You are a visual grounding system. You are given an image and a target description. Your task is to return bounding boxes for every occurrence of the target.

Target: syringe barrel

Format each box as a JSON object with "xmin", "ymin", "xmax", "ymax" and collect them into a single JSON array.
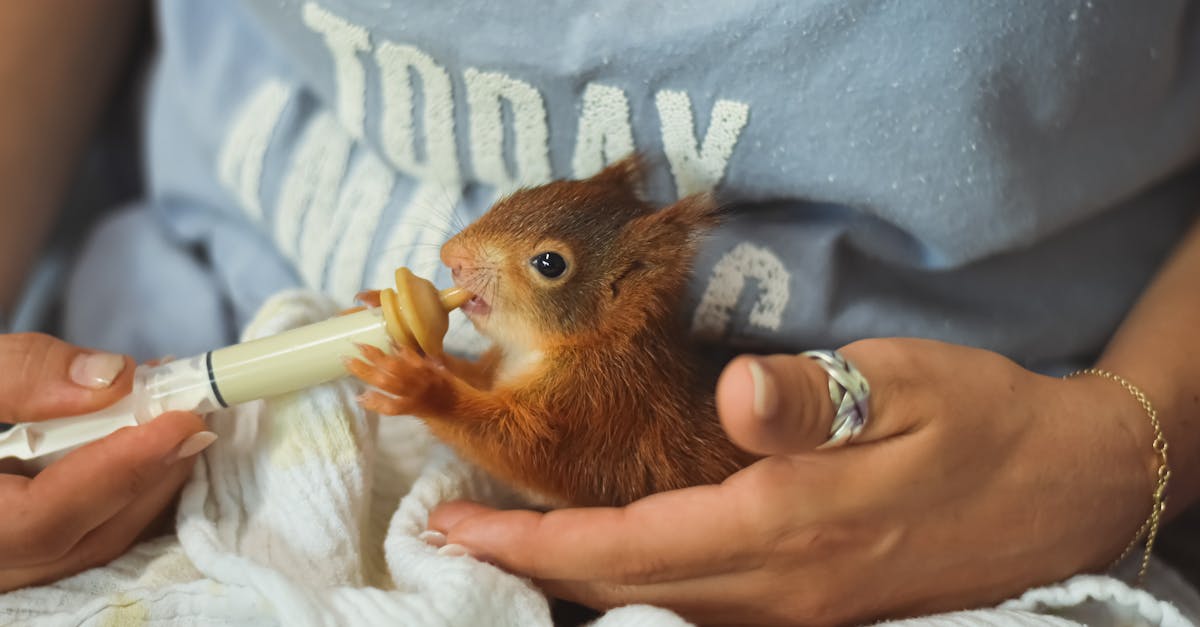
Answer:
[
  {"xmin": 132, "ymin": 308, "xmax": 391, "ymax": 419},
  {"xmin": 209, "ymin": 308, "xmax": 390, "ymax": 405},
  {"xmin": 134, "ymin": 356, "xmax": 226, "ymax": 420}
]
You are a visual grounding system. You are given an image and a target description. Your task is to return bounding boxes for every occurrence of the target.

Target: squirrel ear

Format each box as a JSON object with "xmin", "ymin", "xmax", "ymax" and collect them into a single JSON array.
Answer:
[
  {"xmin": 587, "ymin": 152, "xmax": 648, "ymax": 198},
  {"xmin": 625, "ymin": 192, "xmax": 722, "ymax": 253},
  {"xmin": 608, "ymin": 193, "xmax": 722, "ymax": 303},
  {"xmin": 650, "ymin": 192, "xmax": 723, "ymax": 233}
]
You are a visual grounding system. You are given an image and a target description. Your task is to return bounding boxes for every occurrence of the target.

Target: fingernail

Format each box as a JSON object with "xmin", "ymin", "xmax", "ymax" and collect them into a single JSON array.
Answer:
[
  {"xmin": 748, "ymin": 359, "xmax": 778, "ymax": 420},
  {"xmin": 168, "ymin": 431, "xmax": 218, "ymax": 464},
  {"xmin": 419, "ymin": 530, "xmax": 447, "ymax": 547},
  {"xmin": 69, "ymin": 353, "xmax": 127, "ymax": 389},
  {"xmin": 438, "ymin": 543, "xmax": 471, "ymax": 557}
]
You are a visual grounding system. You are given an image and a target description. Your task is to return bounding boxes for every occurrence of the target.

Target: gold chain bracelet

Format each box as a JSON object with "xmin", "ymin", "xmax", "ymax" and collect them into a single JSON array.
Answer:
[{"xmin": 1065, "ymin": 368, "xmax": 1170, "ymax": 584}]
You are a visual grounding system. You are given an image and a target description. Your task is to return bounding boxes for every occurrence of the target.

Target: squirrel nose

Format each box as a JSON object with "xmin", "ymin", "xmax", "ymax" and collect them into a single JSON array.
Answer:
[{"xmin": 441, "ymin": 247, "xmax": 471, "ymax": 282}]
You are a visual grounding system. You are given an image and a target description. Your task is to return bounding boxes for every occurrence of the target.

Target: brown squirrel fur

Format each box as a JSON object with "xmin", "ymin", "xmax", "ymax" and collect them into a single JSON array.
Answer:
[{"xmin": 348, "ymin": 156, "xmax": 756, "ymax": 507}]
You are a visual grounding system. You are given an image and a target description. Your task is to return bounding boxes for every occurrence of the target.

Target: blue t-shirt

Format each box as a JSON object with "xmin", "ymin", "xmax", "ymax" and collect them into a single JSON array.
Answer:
[{"xmin": 65, "ymin": 0, "xmax": 1200, "ymax": 373}]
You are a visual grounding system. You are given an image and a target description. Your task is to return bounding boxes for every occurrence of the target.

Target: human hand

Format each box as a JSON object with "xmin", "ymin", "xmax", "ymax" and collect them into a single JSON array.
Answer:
[
  {"xmin": 426, "ymin": 338, "xmax": 1154, "ymax": 626},
  {"xmin": 0, "ymin": 333, "xmax": 213, "ymax": 592}
]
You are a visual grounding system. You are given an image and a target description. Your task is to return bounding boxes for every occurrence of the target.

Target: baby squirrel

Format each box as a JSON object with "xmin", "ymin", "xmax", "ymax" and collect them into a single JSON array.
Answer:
[{"xmin": 348, "ymin": 156, "xmax": 757, "ymax": 507}]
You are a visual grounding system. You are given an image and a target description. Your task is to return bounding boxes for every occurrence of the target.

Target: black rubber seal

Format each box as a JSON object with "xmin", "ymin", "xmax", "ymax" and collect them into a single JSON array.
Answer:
[{"xmin": 206, "ymin": 351, "xmax": 229, "ymax": 408}]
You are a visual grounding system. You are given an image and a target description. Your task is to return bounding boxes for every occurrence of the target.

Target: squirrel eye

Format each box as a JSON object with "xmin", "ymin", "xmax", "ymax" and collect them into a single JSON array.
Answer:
[{"xmin": 530, "ymin": 252, "xmax": 567, "ymax": 279}]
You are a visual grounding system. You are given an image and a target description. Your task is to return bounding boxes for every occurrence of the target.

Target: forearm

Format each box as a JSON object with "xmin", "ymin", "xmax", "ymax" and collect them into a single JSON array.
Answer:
[
  {"xmin": 1095, "ymin": 214, "xmax": 1200, "ymax": 513},
  {"xmin": 0, "ymin": 1, "xmax": 146, "ymax": 315}
]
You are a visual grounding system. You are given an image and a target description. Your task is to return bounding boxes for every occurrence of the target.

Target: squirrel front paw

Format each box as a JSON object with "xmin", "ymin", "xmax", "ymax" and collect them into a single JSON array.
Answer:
[
  {"xmin": 346, "ymin": 343, "xmax": 451, "ymax": 416},
  {"xmin": 337, "ymin": 290, "xmax": 383, "ymax": 316}
]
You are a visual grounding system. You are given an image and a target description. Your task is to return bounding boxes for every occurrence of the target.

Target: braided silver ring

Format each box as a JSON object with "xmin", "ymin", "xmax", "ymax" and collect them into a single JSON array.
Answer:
[{"xmin": 801, "ymin": 350, "xmax": 870, "ymax": 449}]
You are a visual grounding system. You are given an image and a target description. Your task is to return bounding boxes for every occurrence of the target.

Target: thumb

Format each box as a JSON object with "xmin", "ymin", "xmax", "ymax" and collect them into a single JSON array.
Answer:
[
  {"xmin": 0, "ymin": 333, "xmax": 134, "ymax": 423},
  {"xmin": 715, "ymin": 348, "xmax": 892, "ymax": 455}
]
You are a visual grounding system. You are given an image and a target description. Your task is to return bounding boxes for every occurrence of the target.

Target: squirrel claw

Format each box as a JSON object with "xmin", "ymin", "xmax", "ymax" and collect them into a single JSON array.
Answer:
[
  {"xmin": 358, "ymin": 390, "xmax": 419, "ymax": 416},
  {"xmin": 355, "ymin": 289, "xmax": 383, "ymax": 308},
  {"xmin": 348, "ymin": 342, "xmax": 447, "ymax": 416},
  {"xmin": 345, "ymin": 347, "xmax": 405, "ymax": 391}
]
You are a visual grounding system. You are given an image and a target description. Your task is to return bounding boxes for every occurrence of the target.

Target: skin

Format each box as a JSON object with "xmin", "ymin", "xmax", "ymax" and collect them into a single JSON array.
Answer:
[
  {"xmin": 0, "ymin": 334, "xmax": 207, "ymax": 592},
  {"xmin": 0, "ymin": 0, "xmax": 146, "ymax": 314},
  {"xmin": 428, "ymin": 216, "xmax": 1200, "ymax": 625},
  {"xmin": 0, "ymin": 0, "xmax": 197, "ymax": 592}
]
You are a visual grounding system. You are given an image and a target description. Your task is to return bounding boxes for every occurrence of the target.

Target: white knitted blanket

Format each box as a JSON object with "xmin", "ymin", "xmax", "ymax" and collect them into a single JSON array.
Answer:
[{"xmin": 3, "ymin": 291, "xmax": 1199, "ymax": 627}]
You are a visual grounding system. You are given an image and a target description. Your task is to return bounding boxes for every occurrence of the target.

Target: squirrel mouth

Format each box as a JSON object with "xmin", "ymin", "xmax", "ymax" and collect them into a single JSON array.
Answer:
[{"xmin": 461, "ymin": 294, "xmax": 491, "ymax": 317}]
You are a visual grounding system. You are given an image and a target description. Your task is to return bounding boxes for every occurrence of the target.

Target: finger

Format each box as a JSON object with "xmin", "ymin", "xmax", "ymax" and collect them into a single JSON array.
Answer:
[
  {"xmin": 716, "ymin": 355, "xmax": 834, "ymax": 455},
  {"xmin": 0, "ymin": 452, "xmax": 198, "ymax": 592},
  {"xmin": 428, "ymin": 499, "xmax": 496, "ymax": 532},
  {"xmin": 432, "ymin": 483, "xmax": 766, "ymax": 584},
  {"xmin": 541, "ymin": 558, "xmax": 866, "ymax": 627},
  {"xmin": 716, "ymin": 346, "xmax": 903, "ymax": 455},
  {"xmin": 539, "ymin": 571, "xmax": 788, "ymax": 627},
  {"xmin": 432, "ymin": 499, "xmax": 777, "ymax": 614},
  {"xmin": 0, "ymin": 412, "xmax": 210, "ymax": 566},
  {"xmin": 0, "ymin": 333, "xmax": 134, "ymax": 423}
]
